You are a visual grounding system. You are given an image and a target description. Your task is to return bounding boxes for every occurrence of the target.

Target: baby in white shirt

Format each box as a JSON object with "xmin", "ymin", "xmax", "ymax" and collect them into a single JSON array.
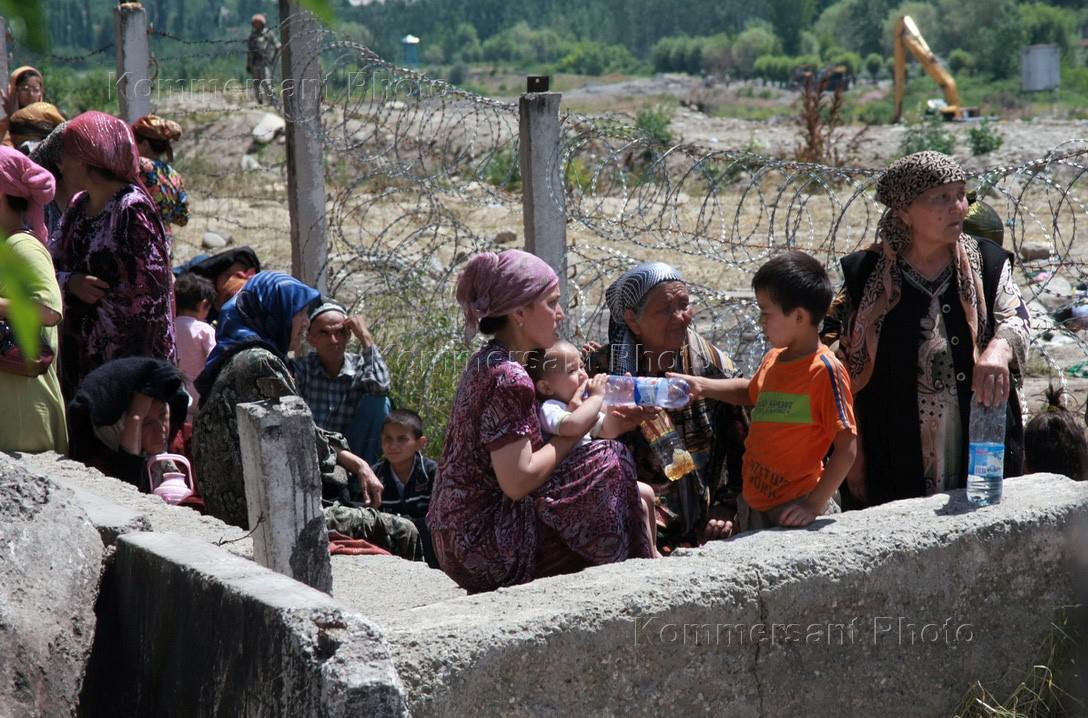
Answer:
[
  {"xmin": 526, "ymin": 340, "xmax": 660, "ymax": 556},
  {"xmin": 530, "ymin": 340, "xmax": 606, "ymax": 443}
]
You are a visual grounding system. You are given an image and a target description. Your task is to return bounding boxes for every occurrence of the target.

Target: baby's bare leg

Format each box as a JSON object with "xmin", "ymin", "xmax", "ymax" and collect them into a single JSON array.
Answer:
[{"xmin": 636, "ymin": 481, "xmax": 661, "ymax": 558}]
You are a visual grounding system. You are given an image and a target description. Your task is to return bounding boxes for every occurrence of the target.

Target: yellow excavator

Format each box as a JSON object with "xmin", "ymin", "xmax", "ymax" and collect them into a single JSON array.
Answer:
[{"xmin": 893, "ymin": 15, "xmax": 979, "ymax": 122}]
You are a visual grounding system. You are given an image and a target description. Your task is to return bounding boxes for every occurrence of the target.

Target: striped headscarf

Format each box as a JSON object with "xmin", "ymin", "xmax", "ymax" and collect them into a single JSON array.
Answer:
[{"xmin": 604, "ymin": 262, "xmax": 685, "ymax": 375}]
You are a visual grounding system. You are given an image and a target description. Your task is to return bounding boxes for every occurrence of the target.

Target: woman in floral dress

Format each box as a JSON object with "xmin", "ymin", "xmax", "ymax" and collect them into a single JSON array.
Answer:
[{"xmin": 428, "ymin": 250, "xmax": 654, "ymax": 594}]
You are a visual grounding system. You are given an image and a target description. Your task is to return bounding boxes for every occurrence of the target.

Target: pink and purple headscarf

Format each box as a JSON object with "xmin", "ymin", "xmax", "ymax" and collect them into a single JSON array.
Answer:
[
  {"xmin": 63, "ymin": 111, "xmax": 141, "ymax": 185},
  {"xmin": 0, "ymin": 145, "xmax": 55, "ymax": 243},
  {"xmin": 455, "ymin": 250, "xmax": 558, "ymax": 342}
]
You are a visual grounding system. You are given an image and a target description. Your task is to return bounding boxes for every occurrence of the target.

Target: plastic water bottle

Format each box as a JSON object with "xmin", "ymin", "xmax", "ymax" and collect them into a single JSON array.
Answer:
[
  {"xmin": 602, "ymin": 375, "xmax": 691, "ymax": 409},
  {"xmin": 966, "ymin": 396, "xmax": 1006, "ymax": 506}
]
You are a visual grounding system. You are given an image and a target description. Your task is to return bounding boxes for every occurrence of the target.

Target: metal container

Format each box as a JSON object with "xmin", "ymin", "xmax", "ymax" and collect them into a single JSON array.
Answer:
[{"xmin": 1021, "ymin": 44, "xmax": 1060, "ymax": 92}]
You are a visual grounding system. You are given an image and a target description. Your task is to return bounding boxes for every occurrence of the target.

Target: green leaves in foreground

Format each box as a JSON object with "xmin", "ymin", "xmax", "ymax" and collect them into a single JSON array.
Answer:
[
  {"xmin": 0, "ymin": 0, "xmax": 46, "ymax": 53},
  {"xmin": 0, "ymin": 239, "xmax": 43, "ymax": 364},
  {"xmin": 297, "ymin": 0, "xmax": 334, "ymax": 24}
]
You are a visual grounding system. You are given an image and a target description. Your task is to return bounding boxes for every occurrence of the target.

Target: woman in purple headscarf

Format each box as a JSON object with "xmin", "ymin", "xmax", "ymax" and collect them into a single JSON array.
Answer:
[
  {"xmin": 49, "ymin": 111, "xmax": 175, "ymax": 402},
  {"xmin": 427, "ymin": 250, "xmax": 654, "ymax": 594}
]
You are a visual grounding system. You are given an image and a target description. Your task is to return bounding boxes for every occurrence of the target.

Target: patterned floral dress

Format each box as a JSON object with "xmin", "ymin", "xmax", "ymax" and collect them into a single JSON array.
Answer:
[
  {"xmin": 50, "ymin": 185, "xmax": 176, "ymax": 401},
  {"xmin": 428, "ymin": 340, "xmax": 652, "ymax": 593},
  {"xmin": 902, "ymin": 257, "xmax": 1029, "ymax": 493},
  {"xmin": 139, "ymin": 157, "xmax": 189, "ymax": 239}
]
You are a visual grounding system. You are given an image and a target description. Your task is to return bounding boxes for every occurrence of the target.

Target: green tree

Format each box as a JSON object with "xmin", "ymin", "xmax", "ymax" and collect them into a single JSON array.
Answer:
[
  {"xmin": 882, "ymin": 1, "xmax": 939, "ymax": 56},
  {"xmin": 732, "ymin": 25, "xmax": 782, "ymax": 78},
  {"xmin": 864, "ymin": 52, "xmax": 884, "ymax": 83},
  {"xmin": 1019, "ymin": 3, "xmax": 1078, "ymax": 60},
  {"xmin": 766, "ymin": 0, "xmax": 817, "ymax": 55},
  {"xmin": 947, "ymin": 49, "xmax": 976, "ymax": 76},
  {"xmin": 934, "ymin": 0, "xmax": 1024, "ymax": 80},
  {"xmin": 814, "ymin": 0, "xmax": 892, "ymax": 57}
]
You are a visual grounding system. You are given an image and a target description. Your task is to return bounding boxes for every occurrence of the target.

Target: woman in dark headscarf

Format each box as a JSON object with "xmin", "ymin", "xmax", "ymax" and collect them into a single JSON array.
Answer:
[
  {"xmin": 192, "ymin": 271, "xmax": 422, "ymax": 559},
  {"xmin": 67, "ymin": 357, "xmax": 189, "ymax": 489},
  {"xmin": 827, "ymin": 151, "xmax": 1030, "ymax": 506},
  {"xmin": 28, "ymin": 120, "xmax": 70, "ymax": 238},
  {"xmin": 428, "ymin": 250, "xmax": 653, "ymax": 594},
  {"xmin": 49, "ymin": 111, "xmax": 175, "ymax": 402},
  {"xmin": 586, "ymin": 262, "xmax": 749, "ymax": 549}
]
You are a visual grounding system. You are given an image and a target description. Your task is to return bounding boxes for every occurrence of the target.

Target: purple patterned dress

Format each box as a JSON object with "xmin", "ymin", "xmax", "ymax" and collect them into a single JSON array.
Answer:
[
  {"xmin": 51, "ymin": 185, "xmax": 176, "ymax": 401},
  {"xmin": 428, "ymin": 340, "xmax": 651, "ymax": 593}
]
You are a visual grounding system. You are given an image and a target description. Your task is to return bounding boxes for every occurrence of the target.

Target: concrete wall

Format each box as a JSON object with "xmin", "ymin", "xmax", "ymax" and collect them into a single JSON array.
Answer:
[
  {"xmin": 7, "ymin": 453, "xmax": 411, "ymax": 718},
  {"xmin": 84, "ymin": 532, "xmax": 408, "ymax": 717},
  {"xmin": 6, "ymin": 451, "xmax": 1085, "ymax": 717},
  {"xmin": 381, "ymin": 475, "xmax": 1087, "ymax": 718}
]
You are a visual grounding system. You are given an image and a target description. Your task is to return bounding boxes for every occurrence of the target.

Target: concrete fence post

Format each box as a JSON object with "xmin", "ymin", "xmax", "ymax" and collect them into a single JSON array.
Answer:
[
  {"xmin": 114, "ymin": 3, "xmax": 152, "ymax": 123},
  {"xmin": 278, "ymin": 1, "xmax": 328, "ymax": 294},
  {"xmin": 236, "ymin": 396, "xmax": 333, "ymax": 594},
  {"xmin": 519, "ymin": 90, "xmax": 567, "ymax": 305}
]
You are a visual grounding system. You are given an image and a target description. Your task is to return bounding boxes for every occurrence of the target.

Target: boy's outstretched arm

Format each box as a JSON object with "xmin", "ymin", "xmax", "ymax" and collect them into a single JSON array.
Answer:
[
  {"xmin": 778, "ymin": 429, "xmax": 857, "ymax": 527},
  {"xmin": 666, "ymin": 372, "xmax": 753, "ymax": 406}
]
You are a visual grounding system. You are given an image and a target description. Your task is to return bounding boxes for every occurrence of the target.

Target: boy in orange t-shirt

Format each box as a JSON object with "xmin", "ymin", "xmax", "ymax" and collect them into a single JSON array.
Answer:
[{"xmin": 670, "ymin": 251, "xmax": 857, "ymax": 530}]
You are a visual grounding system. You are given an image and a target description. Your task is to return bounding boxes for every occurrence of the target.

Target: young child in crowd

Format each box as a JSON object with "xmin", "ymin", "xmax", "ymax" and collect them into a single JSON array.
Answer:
[
  {"xmin": 370, "ymin": 409, "xmax": 440, "ymax": 566},
  {"xmin": 526, "ymin": 340, "xmax": 661, "ymax": 557},
  {"xmin": 1023, "ymin": 385, "xmax": 1088, "ymax": 481},
  {"xmin": 173, "ymin": 272, "xmax": 217, "ymax": 417},
  {"xmin": 671, "ymin": 250, "xmax": 857, "ymax": 531}
]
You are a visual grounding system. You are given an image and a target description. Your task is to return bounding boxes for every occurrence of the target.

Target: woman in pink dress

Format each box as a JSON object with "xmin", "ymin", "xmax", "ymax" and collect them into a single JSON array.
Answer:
[{"xmin": 427, "ymin": 250, "xmax": 654, "ymax": 593}]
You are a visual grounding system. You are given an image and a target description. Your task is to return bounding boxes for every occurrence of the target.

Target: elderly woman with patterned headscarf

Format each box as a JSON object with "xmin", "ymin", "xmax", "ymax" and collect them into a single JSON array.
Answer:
[
  {"xmin": 427, "ymin": 250, "xmax": 654, "ymax": 593},
  {"xmin": 585, "ymin": 262, "xmax": 749, "ymax": 550},
  {"xmin": 827, "ymin": 151, "xmax": 1029, "ymax": 507},
  {"xmin": 49, "ymin": 111, "xmax": 176, "ymax": 401},
  {"xmin": 132, "ymin": 114, "xmax": 189, "ymax": 239}
]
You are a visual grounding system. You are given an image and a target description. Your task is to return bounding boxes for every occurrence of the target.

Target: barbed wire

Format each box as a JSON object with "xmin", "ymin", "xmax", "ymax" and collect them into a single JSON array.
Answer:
[{"xmin": 29, "ymin": 17, "xmax": 1088, "ymax": 433}]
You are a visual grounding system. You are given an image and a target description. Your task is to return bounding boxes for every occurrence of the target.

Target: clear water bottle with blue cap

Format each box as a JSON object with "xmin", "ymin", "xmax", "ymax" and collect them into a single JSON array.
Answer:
[
  {"xmin": 602, "ymin": 375, "xmax": 691, "ymax": 410},
  {"xmin": 966, "ymin": 394, "xmax": 1006, "ymax": 506}
]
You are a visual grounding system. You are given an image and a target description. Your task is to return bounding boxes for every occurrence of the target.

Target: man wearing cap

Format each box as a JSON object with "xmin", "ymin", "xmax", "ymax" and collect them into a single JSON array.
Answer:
[
  {"xmin": 246, "ymin": 14, "xmax": 280, "ymax": 105},
  {"xmin": 184, "ymin": 246, "xmax": 262, "ymax": 322},
  {"xmin": 293, "ymin": 301, "xmax": 392, "ymax": 464}
]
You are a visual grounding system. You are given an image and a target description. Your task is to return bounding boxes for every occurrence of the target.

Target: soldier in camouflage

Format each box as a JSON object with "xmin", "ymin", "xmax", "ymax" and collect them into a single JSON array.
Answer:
[{"xmin": 246, "ymin": 14, "xmax": 280, "ymax": 105}]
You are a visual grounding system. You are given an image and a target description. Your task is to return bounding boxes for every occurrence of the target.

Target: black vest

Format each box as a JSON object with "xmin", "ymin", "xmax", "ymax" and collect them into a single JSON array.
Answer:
[{"xmin": 840, "ymin": 238, "xmax": 1024, "ymax": 506}]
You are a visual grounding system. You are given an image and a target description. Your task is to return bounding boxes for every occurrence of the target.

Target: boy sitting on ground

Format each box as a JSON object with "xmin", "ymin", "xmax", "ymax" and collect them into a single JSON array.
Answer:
[
  {"xmin": 527, "ymin": 340, "xmax": 661, "ymax": 557},
  {"xmin": 671, "ymin": 251, "xmax": 857, "ymax": 531},
  {"xmin": 370, "ymin": 409, "xmax": 440, "ymax": 566}
]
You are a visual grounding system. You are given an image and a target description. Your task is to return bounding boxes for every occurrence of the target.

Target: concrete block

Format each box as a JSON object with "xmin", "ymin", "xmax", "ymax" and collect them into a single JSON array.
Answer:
[
  {"xmin": 519, "ymin": 91, "xmax": 567, "ymax": 304},
  {"xmin": 384, "ymin": 475, "xmax": 1088, "ymax": 717},
  {"xmin": 237, "ymin": 397, "xmax": 333, "ymax": 593},
  {"xmin": 0, "ymin": 456, "xmax": 104, "ymax": 716},
  {"xmin": 72, "ymin": 487, "xmax": 151, "ymax": 545},
  {"xmin": 84, "ymin": 532, "xmax": 408, "ymax": 717}
]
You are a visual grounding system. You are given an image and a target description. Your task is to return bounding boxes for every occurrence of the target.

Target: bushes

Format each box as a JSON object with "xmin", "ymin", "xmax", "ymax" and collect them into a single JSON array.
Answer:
[
  {"xmin": 967, "ymin": 118, "xmax": 1003, "ymax": 156},
  {"xmin": 635, "ymin": 105, "xmax": 674, "ymax": 147},
  {"xmin": 650, "ymin": 34, "xmax": 730, "ymax": 75},
  {"xmin": 899, "ymin": 115, "xmax": 956, "ymax": 156},
  {"xmin": 557, "ymin": 42, "xmax": 635, "ymax": 76}
]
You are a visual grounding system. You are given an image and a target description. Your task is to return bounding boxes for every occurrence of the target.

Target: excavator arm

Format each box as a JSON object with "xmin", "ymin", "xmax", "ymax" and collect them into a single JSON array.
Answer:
[{"xmin": 893, "ymin": 15, "xmax": 964, "ymax": 122}]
